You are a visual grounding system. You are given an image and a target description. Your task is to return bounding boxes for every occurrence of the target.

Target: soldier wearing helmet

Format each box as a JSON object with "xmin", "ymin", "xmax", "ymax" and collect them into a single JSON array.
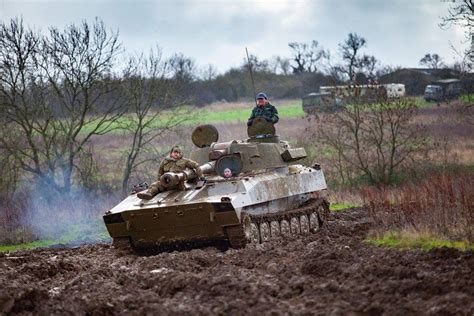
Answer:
[
  {"xmin": 223, "ymin": 168, "xmax": 233, "ymax": 178},
  {"xmin": 137, "ymin": 146, "xmax": 203, "ymax": 200},
  {"xmin": 247, "ymin": 92, "xmax": 279, "ymax": 126}
]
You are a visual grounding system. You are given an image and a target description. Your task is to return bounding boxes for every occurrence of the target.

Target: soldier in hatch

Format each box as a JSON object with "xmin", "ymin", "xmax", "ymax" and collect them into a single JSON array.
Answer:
[
  {"xmin": 137, "ymin": 146, "xmax": 203, "ymax": 200},
  {"xmin": 247, "ymin": 92, "xmax": 279, "ymax": 126},
  {"xmin": 223, "ymin": 168, "xmax": 233, "ymax": 178}
]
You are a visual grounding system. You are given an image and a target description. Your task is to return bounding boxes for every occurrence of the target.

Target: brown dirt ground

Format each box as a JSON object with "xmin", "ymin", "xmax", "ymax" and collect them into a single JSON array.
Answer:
[{"xmin": 1, "ymin": 208, "xmax": 473, "ymax": 315}]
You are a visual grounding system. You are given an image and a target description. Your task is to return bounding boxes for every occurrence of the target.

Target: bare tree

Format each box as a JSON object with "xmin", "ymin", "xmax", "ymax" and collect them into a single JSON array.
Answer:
[
  {"xmin": 0, "ymin": 18, "xmax": 124, "ymax": 194},
  {"xmin": 241, "ymin": 54, "xmax": 270, "ymax": 72},
  {"xmin": 169, "ymin": 53, "xmax": 196, "ymax": 84},
  {"xmin": 336, "ymin": 33, "xmax": 378, "ymax": 83},
  {"xmin": 438, "ymin": 0, "xmax": 474, "ymax": 124},
  {"xmin": 269, "ymin": 56, "xmax": 291, "ymax": 75},
  {"xmin": 357, "ymin": 55, "xmax": 379, "ymax": 84},
  {"xmin": 311, "ymin": 97, "xmax": 426, "ymax": 185},
  {"xmin": 288, "ymin": 40, "xmax": 328, "ymax": 74},
  {"xmin": 338, "ymin": 33, "xmax": 366, "ymax": 82},
  {"xmin": 0, "ymin": 148, "xmax": 21, "ymax": 198},
  {"xmin": 419, "ymin": 53, "xmax": 445, "ymax": 69},
  {"xmin": 200, "ymin": 64, "xmax": 218, "ymax": 81},
  {"xmin": 277, "ymin": 56, "xmax": 292, "ymax": 75},
  {"xmin": 120, "ymin": 48, "xmax": 190, "ymax": 195},
  {"xmin": 439, "ymin": 0, "xmax": 473, "ymax": 36},
  {"xmin": 440, "ymin": 0, "xmax": 474, "ymax": 68}
]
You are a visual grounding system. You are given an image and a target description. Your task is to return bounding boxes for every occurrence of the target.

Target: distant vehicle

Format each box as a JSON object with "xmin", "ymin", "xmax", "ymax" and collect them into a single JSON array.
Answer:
[
  {"xmin": 302, "ymin": 84, "xmax": 405, "ymax": 114},
  {"xmin": 424, "ymin": 85, "xmax": 443, "ymax": 102},
  {"xmin": 424, "ymin": 79, "xmax": 461, "ymax": 102},
  {"xmin": 302, "ymin": 92, "xmax": 340, "ymax": 113},
  {"xmin": 383, "ymin": 83, "xmax": 406, "ymax": 98},
  {"xmin": 319, "ymin": 85, "xmax": 385, "ymax": 101}
]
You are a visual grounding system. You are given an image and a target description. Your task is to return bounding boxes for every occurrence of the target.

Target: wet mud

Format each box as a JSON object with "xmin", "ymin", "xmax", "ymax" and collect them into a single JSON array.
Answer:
[{"xmin": 1, "ymin": 208, "xmax": 473, "ymax": 315}]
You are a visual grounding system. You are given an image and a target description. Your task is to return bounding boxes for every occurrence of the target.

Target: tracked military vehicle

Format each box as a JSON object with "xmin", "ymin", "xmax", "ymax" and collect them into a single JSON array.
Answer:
[{"xmin": 103, "ymin": 118, "xmax": 329, "ymax": 252}]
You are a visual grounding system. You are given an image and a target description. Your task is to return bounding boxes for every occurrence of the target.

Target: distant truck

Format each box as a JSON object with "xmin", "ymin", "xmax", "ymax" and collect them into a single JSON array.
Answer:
[
  {"xmin": 302, "ymin": 92, "xmax": 340, "ymax": 113},
  {"xmin": 302, "ymin": 83, "xmax": 405, "ymax": 114},
  {"xmin": 384, "ymin": 83, "xmax": 406, "ymax": 98},
  {"xmin": 424, "ymin": 79, "xmax": 461, "ymax": 102}
]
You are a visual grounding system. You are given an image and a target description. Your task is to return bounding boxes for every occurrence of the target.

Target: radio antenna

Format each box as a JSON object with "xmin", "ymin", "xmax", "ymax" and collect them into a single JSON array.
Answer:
[{"xmin": 245, "ymin": 47, "xmax": 257, "ymax": 106}]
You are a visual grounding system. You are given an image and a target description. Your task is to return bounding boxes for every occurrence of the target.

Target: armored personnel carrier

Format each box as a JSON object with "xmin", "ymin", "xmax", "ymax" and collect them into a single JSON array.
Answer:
[{"xmin": 103, "ymin": 118, "xmax": 329, "ymax": 252}]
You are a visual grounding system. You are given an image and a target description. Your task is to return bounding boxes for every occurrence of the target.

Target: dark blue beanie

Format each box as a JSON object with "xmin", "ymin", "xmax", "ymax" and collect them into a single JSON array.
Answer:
[{"xmin": 256, "ymin": 92, "xmax": 268, "ymax": 100}]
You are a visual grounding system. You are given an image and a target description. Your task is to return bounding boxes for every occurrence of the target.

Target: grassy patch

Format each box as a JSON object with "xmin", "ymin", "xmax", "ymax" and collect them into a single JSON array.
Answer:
[
  {"xmin": 330, "ymin": 203, "xmax": 359, "ymax": 212},
  {"xmin": 460, "ymin": 94, "xmax": 473, "ymax": 103},
  {"xmin": 366, "ymin": 231, "xmax": 474, "ymax": 251},
  {"xmin": 0, "ymin": 218, "xmax": 110, "ymax": 253},
  {"xmin": 80, "ymin": 101, "xmax": 305, "ymax": 135},
  {"xmin": 0, "ymin": 239, "xmax": 61, "ymax": 252},
  {"xmin": 197, "ymin": 102, "xmax": 304, "ymax": 123},
  {"xmin": 412, "ymin": 96, "xmax": 436, "ymax": 108},
  {"xmin": 182, "ymin": 102, "xmax": 304, "ymax": 123}
]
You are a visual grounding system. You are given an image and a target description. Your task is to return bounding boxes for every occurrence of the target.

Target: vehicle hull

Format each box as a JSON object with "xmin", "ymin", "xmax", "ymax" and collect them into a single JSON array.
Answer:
[{"xmin": 103, "ymin": 165, "xmax": 327, "ymax": 250}]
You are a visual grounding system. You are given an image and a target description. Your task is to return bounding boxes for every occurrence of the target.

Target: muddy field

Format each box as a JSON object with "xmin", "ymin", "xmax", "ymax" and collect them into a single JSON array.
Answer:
[{"xmin": 1, "ymin": 208, "xmax": 473, "ymax": 315}]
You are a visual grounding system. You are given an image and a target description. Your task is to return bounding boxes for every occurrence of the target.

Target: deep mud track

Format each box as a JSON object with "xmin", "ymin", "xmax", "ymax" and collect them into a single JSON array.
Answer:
[{"xmin": 1, "ymin": 208, "xmax": 473, "ymax": 315}]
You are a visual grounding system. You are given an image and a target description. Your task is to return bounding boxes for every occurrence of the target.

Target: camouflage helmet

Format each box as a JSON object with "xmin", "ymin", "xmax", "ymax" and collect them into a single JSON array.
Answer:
[{"xmin": 170, "ymin": 145, "xmax": 182, "ymax": 155}]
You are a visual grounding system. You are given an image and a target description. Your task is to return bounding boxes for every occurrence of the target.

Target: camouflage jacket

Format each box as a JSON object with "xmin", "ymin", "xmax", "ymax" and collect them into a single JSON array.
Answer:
[
  {"xmin": 158, "ymin": 157, "xmax": 202, "ymax": 178},
  {"xmin": 248, "ymin": 103, "xmax": 279, "ymax": 123}
]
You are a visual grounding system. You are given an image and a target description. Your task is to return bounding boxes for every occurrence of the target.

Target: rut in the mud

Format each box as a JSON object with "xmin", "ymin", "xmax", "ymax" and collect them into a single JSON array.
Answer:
[{"xmin": 1, "ymin": 208, "xmax": 473, "ymax": 315}]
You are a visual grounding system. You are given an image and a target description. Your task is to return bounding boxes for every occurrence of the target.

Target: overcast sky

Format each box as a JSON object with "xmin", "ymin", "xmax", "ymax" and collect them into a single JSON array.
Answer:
[{"xmin": 0, "ymin": 0, "xmax": 467, "ymax": 73}]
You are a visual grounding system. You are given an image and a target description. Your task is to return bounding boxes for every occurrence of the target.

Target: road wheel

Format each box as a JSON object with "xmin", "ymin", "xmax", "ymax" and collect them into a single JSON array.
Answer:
[
  {"xmin": 280, "ymin": 219, "xmax": 290, "ymax": 236},
  {"xmin": 290, "ymin": 217, "xmax": 300, "ymax": 234},
  {"xmin": 259, "ymin": 222, "xmax": 271, "ymax": 242},
  {"xmin": 309, "ymin": 212, "xmax": 319, "ymax": 231},
  {"xmin": 249, "ymin": 223, "xmax": 260, "ymax": 243},
  {"xmin": 300, "ymin": 215, "xmax": 310, "ymax": 233},
  {"xmin": 243, "ymin": 215, "xmax": 254, "ymax": 243},
  {"xmin": 270, "ymin": 221, "xmax": 280, "ymax": 237}
]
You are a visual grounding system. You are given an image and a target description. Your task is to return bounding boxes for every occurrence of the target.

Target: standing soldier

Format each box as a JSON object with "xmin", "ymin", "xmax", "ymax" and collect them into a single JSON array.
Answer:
[
  {"xmin": 137, "ymin": 146, "xmax": 203, "ymax": 200},
  {"xmin": 247, "ymin": 92, "xmax": 279, "ymax": 126}
]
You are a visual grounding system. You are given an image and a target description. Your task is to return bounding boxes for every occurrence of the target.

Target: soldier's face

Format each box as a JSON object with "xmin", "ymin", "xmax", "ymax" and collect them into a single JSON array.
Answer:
[
  {"xmin": 223, "ymin": 169, "xmax": 232, "ymax": 178},
  {"xmin": 171, "ymin": 150, "xmax": 182, "ymax": 159},
  {"xmin": 257, "ymin": 98, "xmax": 267, "ymax": 106}
]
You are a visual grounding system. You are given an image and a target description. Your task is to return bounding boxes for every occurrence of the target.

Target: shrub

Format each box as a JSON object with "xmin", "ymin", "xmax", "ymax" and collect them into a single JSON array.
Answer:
[
  {"xmin": 307, "ymin": 97, "xmax": 428, "ymax": 186},
  {"xmin": 362, "ymin": 173, "xmax": 474, "ymax": 243}
]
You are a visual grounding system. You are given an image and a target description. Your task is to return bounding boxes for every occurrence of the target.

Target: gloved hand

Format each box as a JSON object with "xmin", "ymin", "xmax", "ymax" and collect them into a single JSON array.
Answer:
[{"xmin": 247, "ymin": 119, "xmax": 253, "ymax": 126}]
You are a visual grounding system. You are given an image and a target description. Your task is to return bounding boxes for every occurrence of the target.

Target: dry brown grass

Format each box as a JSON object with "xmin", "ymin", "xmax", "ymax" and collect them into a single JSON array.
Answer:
[
  {"xmin": 418, "ymin": 104, "xmax": 474, "ymax": 166},
  {"xmin": 0, "ymin": 193, "xmax": 34, "ymax": 244},
  {"xmin": 361, "ymin": 173, "xmax": 474, "ymax": 243}
]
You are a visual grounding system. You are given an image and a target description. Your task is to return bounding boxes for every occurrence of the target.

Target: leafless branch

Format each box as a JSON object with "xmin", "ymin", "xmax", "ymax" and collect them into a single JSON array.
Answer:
[{"xmin": 0, "ymin": 18, "xmax": 124, "ymax": 194}]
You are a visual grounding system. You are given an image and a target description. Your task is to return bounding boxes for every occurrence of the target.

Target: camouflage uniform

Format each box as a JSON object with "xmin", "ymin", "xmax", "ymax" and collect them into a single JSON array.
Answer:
[
  {"xmin": 248, "ymin": 103, "xmax": 279, "ymax": 125},
  {"xmin": 146, "ymin": 157, "xmax": 203, "ymax": 196}
]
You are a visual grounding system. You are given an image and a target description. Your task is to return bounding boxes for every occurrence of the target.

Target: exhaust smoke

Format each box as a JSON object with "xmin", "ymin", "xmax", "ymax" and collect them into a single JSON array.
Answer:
[{"xmin": 20, "ymin": 183, "xmax": 117, "ymax": 247}]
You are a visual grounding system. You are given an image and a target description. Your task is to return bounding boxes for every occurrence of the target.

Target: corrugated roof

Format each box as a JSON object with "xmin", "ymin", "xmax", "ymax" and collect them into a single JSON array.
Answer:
[{"xmin": 434, "ymin": 79, "xmax": 461, "ymax": 84}]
